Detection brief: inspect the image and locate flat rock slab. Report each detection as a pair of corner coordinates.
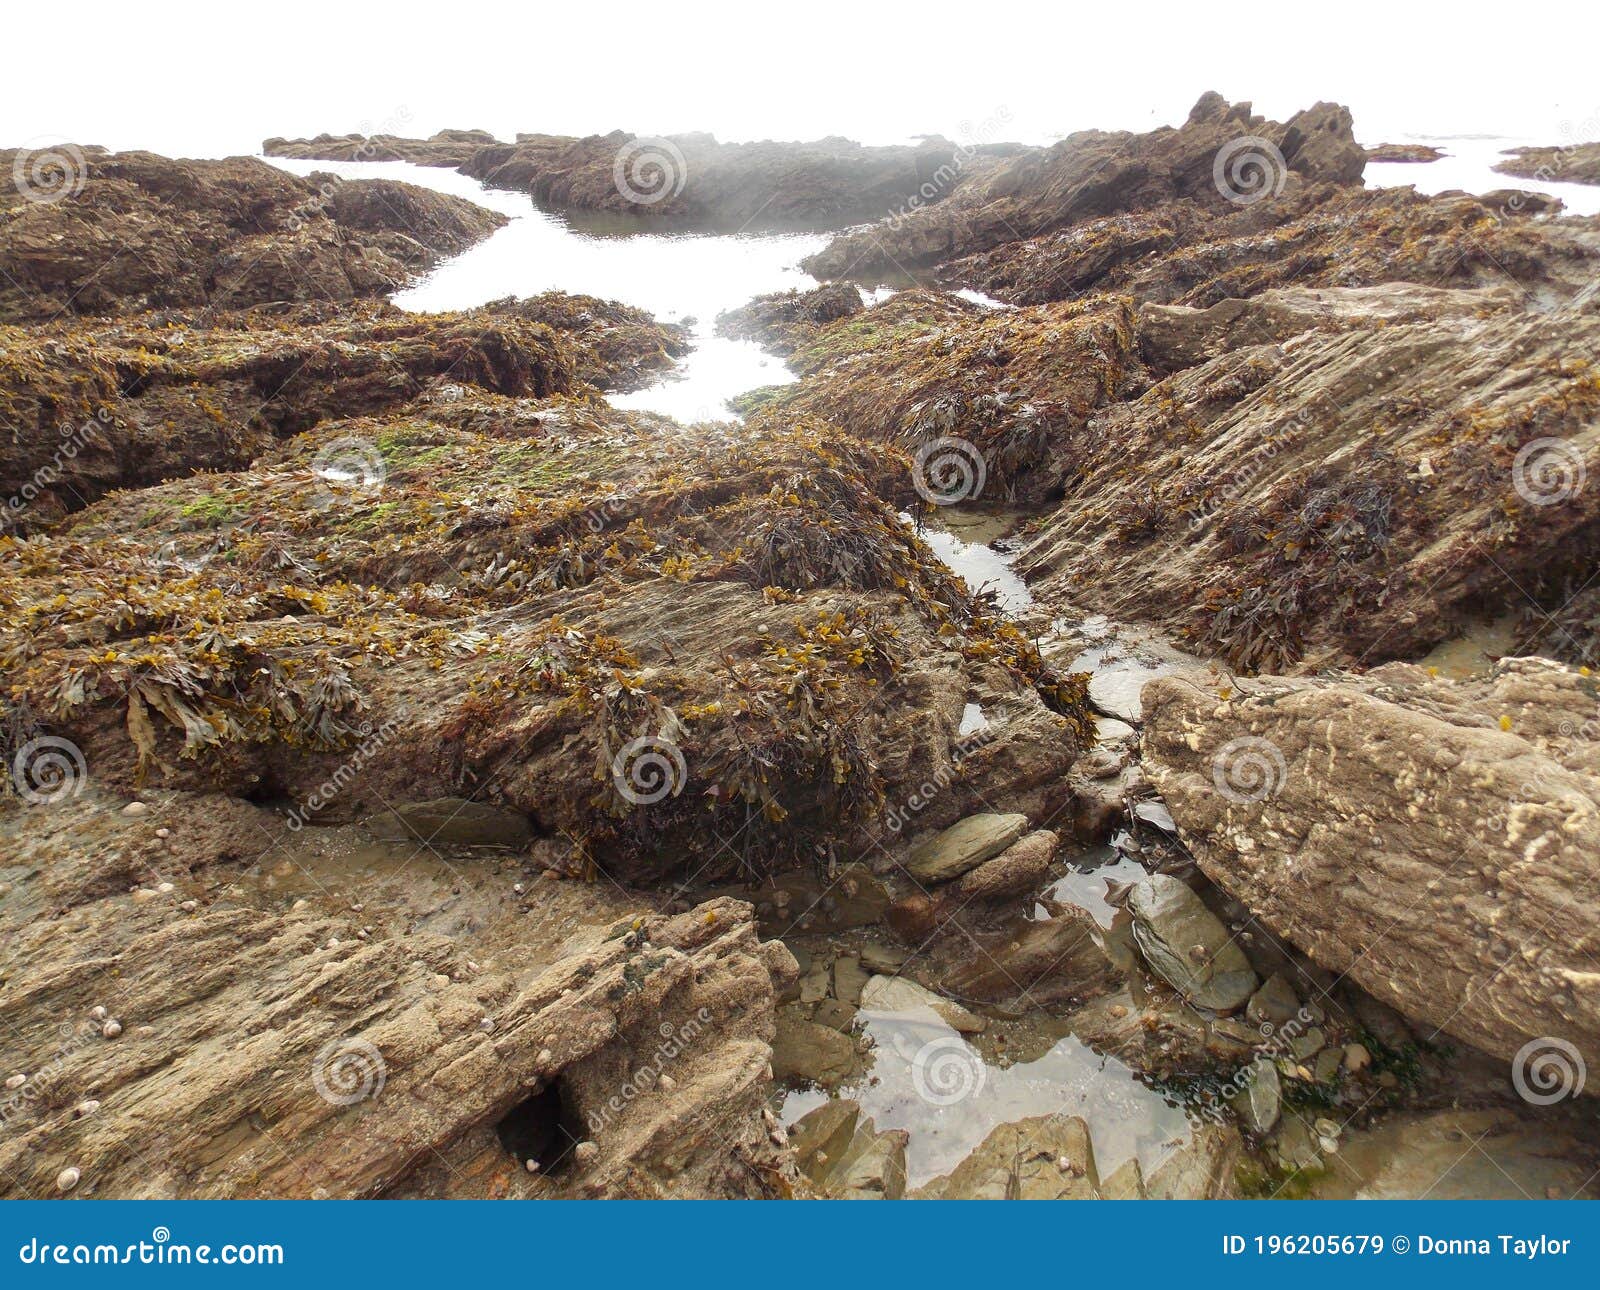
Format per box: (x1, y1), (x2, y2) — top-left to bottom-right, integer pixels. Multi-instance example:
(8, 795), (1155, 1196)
(859, 974), (987, 1033)
(906, 812), (1029, 883)
(1128, 873), (1257, 1011)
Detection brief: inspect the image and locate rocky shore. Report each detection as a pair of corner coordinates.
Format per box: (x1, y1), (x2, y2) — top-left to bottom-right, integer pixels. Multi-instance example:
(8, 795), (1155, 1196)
(1495, 141), (1600, 187)
(4, 94), (1599, 1201)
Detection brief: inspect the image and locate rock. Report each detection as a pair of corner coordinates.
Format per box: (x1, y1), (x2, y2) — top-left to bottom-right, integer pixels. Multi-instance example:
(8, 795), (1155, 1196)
(55, 1167), (80, 1193)
(1142, 660), (1600, 1064)
(789, 1100), (861, 1179)
(1273, 1117), (1325, 1173)
(1231, 1058), (1282, 1134)
(922, 1114), (1240, 1199)
(771, 1007), (860, 1088)
(0, 822), (799, 1201)
(831, 956), (869, 1006)
(0, 150), (506, 324)
(1494, 141), (1600, 187)
(939, 910), (1121, 1006)
(1078, 748), (1125, 779)
(906, 812), (1030, 883)
(858, 975), (986, 1034)
(368, 798), (531, 847)
(4, 1074), (25, 1090)
(1365, 143), (1446, 163)
(1131, 800), (1175, 833)
(919, 1116), (1098, 1199)
(121, 802), (148, 817)
(857, 941), (907, 975)
(1095, 717), (1138, 744)
(811, 999), (859, 1032)
(1343, 1043), (1372, 1074)
(1313, 1108), (1600, 1199)
(1246, 975), (1302, 1030)
(1019, 288), (1600, 672)
(716, 284), (864, 355)
(797, 959), (831, 1004)
(101, 1020), (122, 1039)
(805, 92), (1366, 280)
(1127, 875), (1258, 1011)
(830, 1123), (908, 1200)
(942, 829), (1058, 902)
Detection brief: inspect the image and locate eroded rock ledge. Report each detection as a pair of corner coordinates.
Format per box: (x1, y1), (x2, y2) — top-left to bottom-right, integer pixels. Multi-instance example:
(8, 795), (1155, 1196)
(1140, 659), (1600, 1066)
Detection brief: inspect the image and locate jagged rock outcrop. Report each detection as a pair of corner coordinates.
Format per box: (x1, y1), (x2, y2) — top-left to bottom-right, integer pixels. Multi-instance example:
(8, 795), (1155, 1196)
(803, 93), (1367, 280)
(0, 790), (799, 1198)
(1016, 284), (1600, 671)
(1140, 659), (1600, 1067)
(0, 150), (506, 321)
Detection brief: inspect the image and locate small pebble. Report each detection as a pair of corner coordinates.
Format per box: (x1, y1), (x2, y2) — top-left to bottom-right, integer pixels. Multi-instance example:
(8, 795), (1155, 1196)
(512, 883), (525, 895)
(180, 900), (197, 912)
(573, 1141), (599, 1164)
(101, 1020), (122, 1039)
(89, 1006), (107, 1021)
(5, 1073), (26, 1090)
(432, 974), (450, 988)
(56, 1167), (81, 1193)
(538, 1048), (554, 1065)
(524, 1158), (540, 1173)
(73, 1100), (100, 1119)
(478, 1017), (495, 1033)
(327, 938), (341, 949)
(291, 898), (310, 911)
(350, 903), (364, 913)
(121, 802), (148, 817)
(657, 1074), (676, 1092)
(156, 882), (175, 895)
(155, 827), (170, 839)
